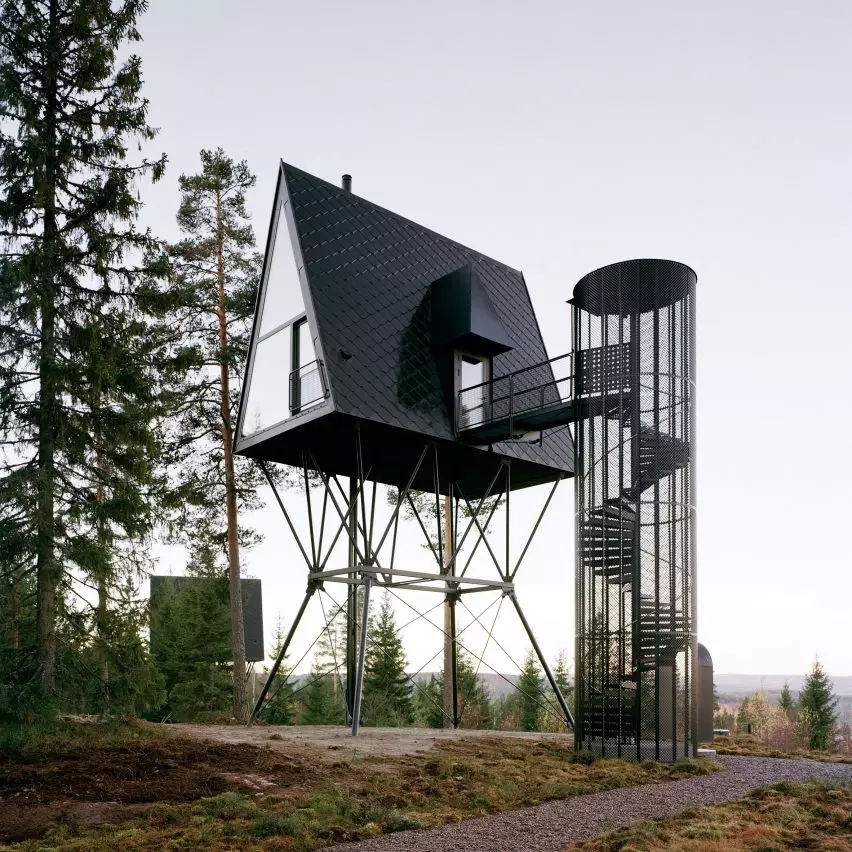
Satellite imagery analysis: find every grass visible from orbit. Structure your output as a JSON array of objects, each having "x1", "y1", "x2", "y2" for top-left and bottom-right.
[
  {"x1": 0, "y1": 722, "x2": 719, "y2": 850},
  {"x1": 572, "y1": 780, "x2": 852, "y2": 851},
  {"x1": 711, "y1": 735, "x2": 852, "y2": 764},
  {"x1": 0, "y1": 717, "x2": 167, "y2": 761}
]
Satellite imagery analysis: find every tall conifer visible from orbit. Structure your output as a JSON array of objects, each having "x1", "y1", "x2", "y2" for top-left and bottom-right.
[
  {"x1": 798, "y1": 660, "x2": 838, "y2": 751},
  {"x1": 363, "y1": 592, "x2": 413, "y2": 726},
  {"x1": 517, "y1": 650, "x2": 543, "y2": 732},
  {"x1": 0, "y1": 0, "x2": 166, "y2": 701},
  {"x1": 157, "y1": 149, "x2": 265, "y2": 721}
]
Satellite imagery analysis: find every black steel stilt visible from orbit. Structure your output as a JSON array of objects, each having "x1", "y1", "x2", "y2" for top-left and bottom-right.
[
  {"x1": 250, "y1": 587, "x2": 315, "y2": 722},
  {"x1": 510, "y1": 593, "x2": 575, "y2": 729},
  {"x1": 449, "y1": 593, "x2": 459, "y2": 728},
  {"x1": 346, "y1": 475, "x2": 358, "y2": 722},
  {"x1": 351, "y1": 574, "x2": 372, "y2": 736}
]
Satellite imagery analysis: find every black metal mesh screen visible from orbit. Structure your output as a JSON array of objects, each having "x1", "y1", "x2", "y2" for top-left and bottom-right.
[{"x1": 573, "y1": 260, "x2": 697, "y2": 760}]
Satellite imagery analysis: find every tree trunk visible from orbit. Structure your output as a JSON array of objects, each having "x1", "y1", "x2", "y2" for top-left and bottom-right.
[
  {"x1": 36, "y1": 0, "x2": 60, "y2": 697},
  {"x1": 215, "y1": 190, "x2": 249, "y2": 722},
  {"x1": 442, "y1": 495, "x2": 454, "y2": 728},
  {"x1": 97, "y1": 577, "x2": 109, "y2": 713},
  {"x1": 95, "y1": 449, "x2": 110, "y2": 714}
]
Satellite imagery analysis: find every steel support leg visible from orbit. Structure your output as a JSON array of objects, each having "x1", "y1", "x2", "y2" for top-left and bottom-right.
[
  {"x1": 250, "y1": 587, "x2": 315, "y2": 722},
  {"x1": 510, "y1": 593, "x2": 575, "y2": 730},
  {"x1": 450, "y1": 594, "x2": 459, "y2": 728},
  {"x1": 346, "y1": 476, "x2": 358, "y2": 721},
  {"x1": 351, "y1": 574, "x2": 373, "y2": 736}
]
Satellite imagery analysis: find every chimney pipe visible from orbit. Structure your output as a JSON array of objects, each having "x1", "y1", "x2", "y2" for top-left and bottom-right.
[{"x1": 342, "y1": 174, "x2": 352, "y2": 193}]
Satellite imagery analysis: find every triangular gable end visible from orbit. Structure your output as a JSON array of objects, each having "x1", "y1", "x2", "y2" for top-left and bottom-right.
[{"x1": 236, "y1": 163, "x2": 329, "y2": 446}]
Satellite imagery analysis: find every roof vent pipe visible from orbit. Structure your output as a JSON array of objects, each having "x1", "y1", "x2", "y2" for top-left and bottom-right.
[{"x1": 342, "y1": 174, "x2": 352, "y2": 193}]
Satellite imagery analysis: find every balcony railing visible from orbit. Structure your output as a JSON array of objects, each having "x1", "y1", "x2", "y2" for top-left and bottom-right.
[
  {"x1": 456, "y1": 353, "x2": 574, "y2": 435},
  {"x1": 289, "y1": 359, "x2": 329, "y2": 414}
]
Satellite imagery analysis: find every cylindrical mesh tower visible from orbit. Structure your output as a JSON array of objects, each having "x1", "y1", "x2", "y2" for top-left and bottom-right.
[{"x1": 572, "y1": 259, "x2": 696, "y2": 760}]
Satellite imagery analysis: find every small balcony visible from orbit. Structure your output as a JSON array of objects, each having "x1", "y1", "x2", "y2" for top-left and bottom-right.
[{"x1": 289, "y1": 359, "x2": 329, "y2": 415}]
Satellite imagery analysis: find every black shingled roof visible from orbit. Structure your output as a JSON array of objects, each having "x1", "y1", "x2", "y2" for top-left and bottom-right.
[{"x1": 236, "y1": 163, "x2": 574, "y2": 498}]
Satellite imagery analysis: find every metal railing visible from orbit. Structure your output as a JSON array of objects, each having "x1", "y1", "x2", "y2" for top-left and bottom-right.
[
  {"x1": 456, "y1": 352, "x2": 574, "y2": 434},
  {"x1": 289, "y1": 359, "x2": 329, "y2": 414}
]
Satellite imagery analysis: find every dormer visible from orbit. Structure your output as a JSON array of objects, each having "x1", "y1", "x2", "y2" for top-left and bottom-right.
[{"x1": 430, "y1": 264, "x2": 515, "y2": 432}]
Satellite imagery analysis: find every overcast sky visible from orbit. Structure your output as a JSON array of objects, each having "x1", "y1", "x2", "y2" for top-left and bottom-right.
[{"x1": 138, "y1": 0, "x2": 851, "y2": 678}]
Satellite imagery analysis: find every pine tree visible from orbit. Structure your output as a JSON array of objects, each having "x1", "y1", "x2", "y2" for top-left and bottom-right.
[
  {"x1": 363, "y1": 592, "x2": 413, "y2": 726},
  {"x1": 798, "y1": 661, "x2": 838, "y2": 751},
  {"x1": 736, "y1": 696, "x2": 752, "y2": 734},
  {"x1": 298, "y1": 602, "x2": 345, "y2": 725},
  {"x1": 456, "y1": 651, "x2": 491, "y2": 729},
  {"x1": 553, "y1": 649, "x2": 574, "y2": 712},
  {"x1": 0, "y1": 0, "x2": 167, "y2": 702},
  {"x1": 148, "y1": 148, "x2": 268, "y2": 722},
  {"x1": 518, "y1": 650, "x2": 543, "y2": 732},
  {"x1": 778, "y1": 680, "x2": 795, "y2": 718},
  {"x1": 413, "y1": 675, "x2": 444, "y2": 728},
  {"x1": 147, "y1": 551, "x2": 233, "y2": 721},
  {"x1": 263, "y1": 614, "x2": 295, "y2": 725},
  {"x1": 300, "y1": 657, "x2": 345, "y2": 725}
]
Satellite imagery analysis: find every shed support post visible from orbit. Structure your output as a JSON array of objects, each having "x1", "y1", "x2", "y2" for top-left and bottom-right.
[
  {"x1": 351, "y1": 574, "x2": 372, "y2": 736},
  {"x1": 510, "y1": 592, "x2": 575, "y2": 730},
  {"x1": 250, "y1": 586, "x2": 315, "y2": 722},
  {"x1": 346, "y1": 476, "x2": 358, "y2": 722}
]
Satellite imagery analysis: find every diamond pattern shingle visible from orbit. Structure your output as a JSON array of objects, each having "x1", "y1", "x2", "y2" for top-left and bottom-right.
[{"x1": 282, "y1": 163, "x2": 574, "y2": 477}]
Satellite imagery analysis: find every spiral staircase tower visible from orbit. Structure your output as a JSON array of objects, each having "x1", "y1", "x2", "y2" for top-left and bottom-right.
[{"x1": 572, "y1": 259, "x2": 697, "y2": 760}]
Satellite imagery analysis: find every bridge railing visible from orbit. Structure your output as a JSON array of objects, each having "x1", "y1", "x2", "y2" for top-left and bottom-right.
[{"x1": 457, "y1": 352, "x2": 573, "y2": 434}]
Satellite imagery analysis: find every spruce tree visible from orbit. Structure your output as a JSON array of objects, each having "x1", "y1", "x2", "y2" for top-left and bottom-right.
[
  {"x1": 413, "y1": 675, "x2": 445, "y2": 728},
  {"x1": 147, "y1": 556, "x2": 233, "y2": 722},
  {"x1": 798, "y1": 661, "x2": 838, "y2": 751},
  {"x1": 155, "y1": 149, "x2": 266, "y2": 722},
  {"x1": 0, "y1": 0, "x2": 167, "y2": 702},
  {"x1": 518, "y1": 650, "x2": 543, "y2": 732},
  {"x1": 298, "y1": 602, "x2": 345, "y2": 725},
  {"x1": 553, "y1": 649, "x2": 574, "y2": 713},
  {"x1": 300, "y1": 658, "x2": 345, "y2": 725},
  {"x1": 736, "y1": 696, "x2": 752, "y2": 734},
  {"x1": 778, "y1": 680, "x2": 795, "y2": 718},
  {"x1": 456, "y1": 651, "x2": 491, "y2": 728},
  {"x1": 363, "y1": 592, "x2": 413, "y2": 726},
  {"x1": 263, "y1": 614, "x2": 295, "y2": 725}
]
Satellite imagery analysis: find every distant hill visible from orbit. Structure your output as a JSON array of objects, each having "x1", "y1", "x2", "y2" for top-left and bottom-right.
[
  {"x1": 282, "y1": 670, "x2": 852, "y2": 701},
  {"x1": 410, "y1": 672, "x2": 852, "y2": 699},
  {"x1": 406, "y1": 671, "x2": 520, "y2": 700},
  {"x1": 715, "y1": 673, "x2": 852, "y2": 696}
]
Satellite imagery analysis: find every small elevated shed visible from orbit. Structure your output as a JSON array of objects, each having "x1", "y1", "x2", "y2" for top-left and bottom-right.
[{"x1": 235, "y1": 163, "x2": 574, "y2": 496}]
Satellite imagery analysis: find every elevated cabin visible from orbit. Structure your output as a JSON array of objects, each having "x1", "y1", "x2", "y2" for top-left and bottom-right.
[{"x1": 235, "y1": 163, "x2": 574, "y2": 497}]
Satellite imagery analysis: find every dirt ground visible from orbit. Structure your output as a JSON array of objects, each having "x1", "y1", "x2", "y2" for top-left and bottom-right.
[
  {"x1": 167, "y1": 722, "x2": 573, "y2": 758},
  {"x1": 0, "y1": 732, "x2": 317, "y2": 842},
  {"x1": 0, "y1": 723, "x2": 573, "y2": 843}
]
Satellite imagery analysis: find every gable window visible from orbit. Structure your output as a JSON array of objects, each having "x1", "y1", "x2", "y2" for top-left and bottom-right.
[
  {"x1": 240, "y1": 195, "x2": 329, "y2": 438},
  {"x1": 259, "y1": 201, "x2": 305, "y2": 335}
]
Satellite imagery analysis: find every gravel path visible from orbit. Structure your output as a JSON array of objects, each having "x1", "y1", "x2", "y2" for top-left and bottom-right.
[{"x1": 334, "y1": 756, "x2": 852, "y2": 851}]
